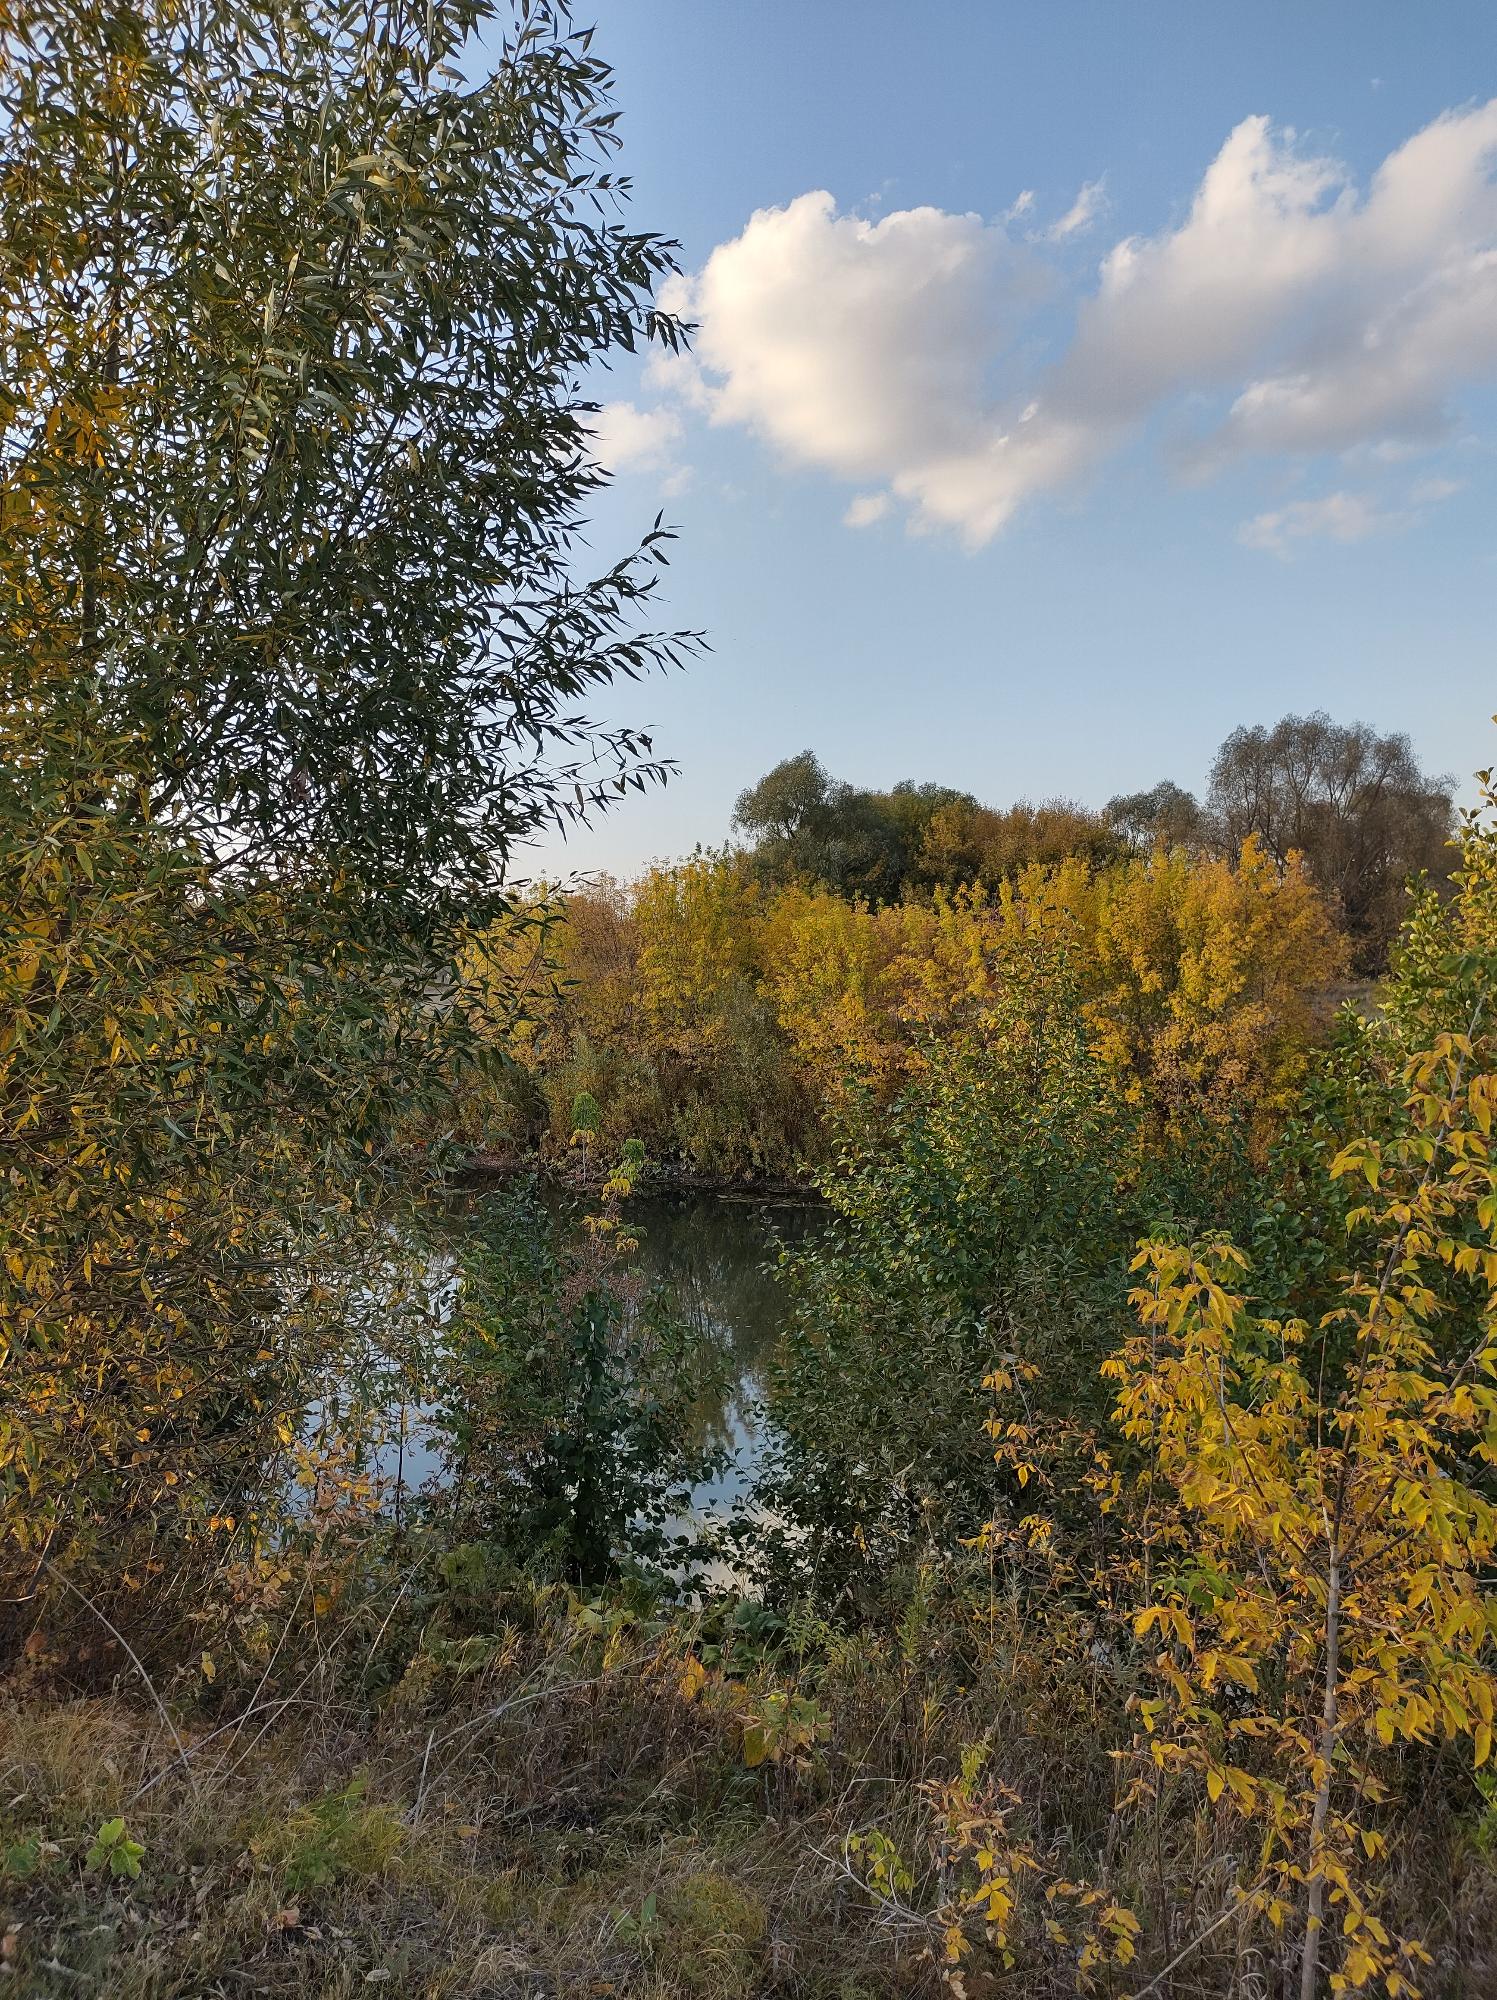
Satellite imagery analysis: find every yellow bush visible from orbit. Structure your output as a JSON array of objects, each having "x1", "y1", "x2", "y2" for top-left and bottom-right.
[{"x1": 452, "y1": 835, "x2": 1347, "y2": 1174}]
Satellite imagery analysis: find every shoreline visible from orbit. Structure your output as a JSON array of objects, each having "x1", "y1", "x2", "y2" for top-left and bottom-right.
[{"x1": 451, "y1": 1147, "x2": 820, "y2": 1205}]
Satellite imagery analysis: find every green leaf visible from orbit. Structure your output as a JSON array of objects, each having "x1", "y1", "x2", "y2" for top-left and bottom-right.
[
  {"x1": 85, "y1": 1818, "x2": 145, "y2": 1880},
  {"x1": 3, "y1": 1836, "x2": 41, "y2": 1880}
]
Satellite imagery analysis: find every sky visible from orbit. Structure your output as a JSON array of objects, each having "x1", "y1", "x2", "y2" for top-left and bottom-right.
[{"x1": 492, "y1": 2, "x2": 1497, "y2": 883}]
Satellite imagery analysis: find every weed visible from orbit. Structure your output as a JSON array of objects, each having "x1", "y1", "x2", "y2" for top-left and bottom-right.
[{"x1": 259, "y1": 1777, "x2": 404, "y2": 1894}]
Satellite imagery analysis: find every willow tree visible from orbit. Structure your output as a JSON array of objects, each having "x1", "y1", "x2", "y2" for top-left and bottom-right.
[{"x1": 0, "y1": 0, "x2": 694, "y2": 1624}]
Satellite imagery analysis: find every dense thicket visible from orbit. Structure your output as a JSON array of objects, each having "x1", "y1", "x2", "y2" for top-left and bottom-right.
[
  {"x1": 461, "y1": 832, "x2": 1346, "y2": 1178},
  {"x1": 729, "y1": 714, "x2": 1454, "y2": 969},
  {"x1": 0, "y1": 0, "x2": 690, "y2": 1610},
  {"x1": 733, "y1": 749, "x2": 1124, "y2": 901}
]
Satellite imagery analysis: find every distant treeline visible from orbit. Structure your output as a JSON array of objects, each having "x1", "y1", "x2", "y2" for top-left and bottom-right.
[
  {"x1": 449, "y1": 710, "x2": 1450, "y2": 1180},
  {"x1": 731, "y1": 709, "x2": 1453, "y2": 972}
]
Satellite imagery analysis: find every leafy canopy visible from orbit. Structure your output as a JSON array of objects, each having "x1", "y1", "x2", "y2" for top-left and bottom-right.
[
  {"x1": 2, "y1": 0, "x2": 695, "y2": 906},
  {"x1": 0, "y1": 0, "x2": 693, "y2": 1604}
]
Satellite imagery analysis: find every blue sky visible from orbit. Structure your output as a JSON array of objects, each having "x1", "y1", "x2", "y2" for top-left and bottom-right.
[{"x1": 500, "y1": 3, "x2": 1497, "y2": 881}]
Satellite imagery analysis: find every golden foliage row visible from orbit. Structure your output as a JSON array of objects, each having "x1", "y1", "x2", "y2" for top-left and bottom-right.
[{"x1": 466, "y1": 837, "x2": 1347, "y2": 1168}]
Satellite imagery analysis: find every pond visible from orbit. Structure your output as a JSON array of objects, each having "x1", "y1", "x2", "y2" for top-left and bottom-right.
[
  {"x1": 613, "y1": 1190, "x2": 821, "y2": 1518},
  {"x1": 344, "y1": 1184, "x2": 820, "y2": 1528}
]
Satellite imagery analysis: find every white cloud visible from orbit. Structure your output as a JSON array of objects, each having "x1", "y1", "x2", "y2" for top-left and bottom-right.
[
  {"x1": 643, "y1": 319, "x2": 714, "y2": 412},
  {"x1": 1410, "y1": 473, "x2": 1465, "y2": 503},
  {"x1": 681, "y1": 193, "x2": 1037, "y2": 479},
  {"x1": 1054, "y1": 117, "x2": 1354, "y2": 433},
  {"x1": 1043, "y1": 177, "x2": 1107, "y2": 241},
  {"x1": 844, "y1": 492, "x2": 892, "y2": 527},
  {"x1": 1171, "y1": 104, "x2": 1497, "y2": 463},
  {"x1": 1004, "y1": 189, "x2": 1035, "y2": 223},
  {"x1": 1237, "y1": 467, "x2": 1463, "y2": 554},
  {"x1": 588, "y1": 399, "x2": 685, "y2": 475},
  {"x1": 1237, "y1": 490, "x2": 1400, "y2": 555},
  {"x1": 642, "y1": 100, "x2": 1497, "y2": 546},
  {"x1": 659, "y1": 188, "x2": 1064, "y2": 545}
]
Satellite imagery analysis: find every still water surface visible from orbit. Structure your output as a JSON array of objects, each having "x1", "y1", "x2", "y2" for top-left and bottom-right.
[
  {"x1": 616, "y1": 1192, "x2": 819, "y2": 1516},
  {"x1": 362, "y1": 1187, "x2": 819, "y2": 1521}
]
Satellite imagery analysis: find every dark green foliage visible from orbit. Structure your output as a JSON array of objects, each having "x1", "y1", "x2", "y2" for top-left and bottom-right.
[
  {"x1": 755, "y1": 944, "x2": 1254, "y2": 1603},
  {"x1": 1105, "y1": 779, "x2": 1204, "y2": 850},
  {"x1": 732, "y1": 751, "x2": 931, "y2": 901},
  {"x1": 3, "y1": 0, "x2": 697, "y2": 915},
  {"x1": 430, "y1": 1179, "x2": 724, "y2": 1582}
]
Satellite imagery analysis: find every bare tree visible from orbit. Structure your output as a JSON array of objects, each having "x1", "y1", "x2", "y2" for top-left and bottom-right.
[{"x1": 1207, "y1": 713, "x2": 1455, "y2": 969}]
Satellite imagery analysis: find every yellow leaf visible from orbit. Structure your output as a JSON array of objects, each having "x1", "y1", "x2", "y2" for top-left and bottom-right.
[{"x1": 678, "y1": 1655, "x2": 706, "y2": 1704}]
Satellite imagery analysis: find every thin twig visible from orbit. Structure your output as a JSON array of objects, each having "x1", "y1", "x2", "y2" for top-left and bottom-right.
[
  {"x1": 39, "y1": 1558, "x2": 194, "y2": 1793},
  {"x1": 412, "y1": 1728, "x2": 437, "y2": 1822},
  {"x1": 1126, "y1": 1898, "x2": 1248, "y2": 2000},
  {"x1": 125, "y1": 1696, "x2": 321, "y2": 1807}
]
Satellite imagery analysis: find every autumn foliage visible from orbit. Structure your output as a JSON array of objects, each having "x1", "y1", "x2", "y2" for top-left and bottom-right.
[
  {"x1": 464, "y1": 835, "x2": 1346, "y2": 1176},
  {"x1": 4, "y1": 3, "x2": 1493, "y2": 1993}
]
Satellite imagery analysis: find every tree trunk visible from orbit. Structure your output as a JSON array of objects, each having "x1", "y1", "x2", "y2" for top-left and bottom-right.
[{"x1": 1299, "y1": 1542, "x2": 1342, "y2": 2000}]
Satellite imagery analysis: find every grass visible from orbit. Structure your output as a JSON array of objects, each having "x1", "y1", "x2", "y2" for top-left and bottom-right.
[
  {"x1": 3, "y1": 1557, "x2": 1494, "y2": 1998},
  {"x1": 1, "y1": 1694, "x2": 787, "y2": 1996},
  {"x1": 0, "y1": 1575, "x2": 930, "y2": 1999}
]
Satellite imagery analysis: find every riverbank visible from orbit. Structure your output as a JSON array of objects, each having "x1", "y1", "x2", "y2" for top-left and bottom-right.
[
  {"x1": 454, "y1": 1146, "x2": 819, "y2": 1205},
  {"x1": 7, "y1": 1541, "x2": 1490, "y2": 2000}
]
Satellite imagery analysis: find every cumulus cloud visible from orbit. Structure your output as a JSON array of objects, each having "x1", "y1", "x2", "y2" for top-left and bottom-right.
[
  {"x1": 680, "y1": 195, "x2": 1040, "y2": 476},
  {"x1": 645, "y1": 100, "x2": 1497, "y2": 545},
  {"x1": 588, "y1": 399, "x2": 685, "y2": 475},
  {"x1": 1176, "y1": 110, "x2": 1497, "y2": 468},
  {"x1": 660, "y1": 189, "x2": 1064, "y2": 544}
]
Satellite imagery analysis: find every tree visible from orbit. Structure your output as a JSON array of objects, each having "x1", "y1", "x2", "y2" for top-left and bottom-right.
[
  {"x1": 1089, "y1": 837, "x2": 1346, "y2": 1143},
  {"x1": 3, "y1": 0, "x2": 694, "y2": 901},
  {"x1": 735, "y1": 752, "x2": 1119, "y2": 902},
  {"x1": 432, "y1": 1144, "x2": 720, "y2": 1583},
  {"x1": 733, "y1": 751, "x2": 833, "y2": 849},
  {"x1": 733, "y1": 754, "x2": 910, "y2": 899},
  {"x1": 1107, "y1": 776, "x2": 1497, "y2": 1996},
  {"x1": 1105, "y1": 779, "x2": 1203, "y2": 852},
  {"x1": 1208, "y1": 713, "x2": 1455, "y2": 971},
  {"x1": 0, "y1": 0, "x2": 694, "y2": 1612}
]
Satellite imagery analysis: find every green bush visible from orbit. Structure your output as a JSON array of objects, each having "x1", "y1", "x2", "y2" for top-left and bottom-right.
[{"x1": 262, "y1": 1778, "x2": 404, "y2": 1894}]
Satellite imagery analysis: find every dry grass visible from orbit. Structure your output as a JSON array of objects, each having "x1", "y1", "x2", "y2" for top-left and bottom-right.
[
  {"x1": 1, "y1": 1691, "x2": 800, "y2": 1997},
  {"x1": 0, "y1": 1580, "x2": 930, "y2": 1999},
  {"x1": 2, "y1": 1562, "x2": 1493, "y2": 1999}
]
